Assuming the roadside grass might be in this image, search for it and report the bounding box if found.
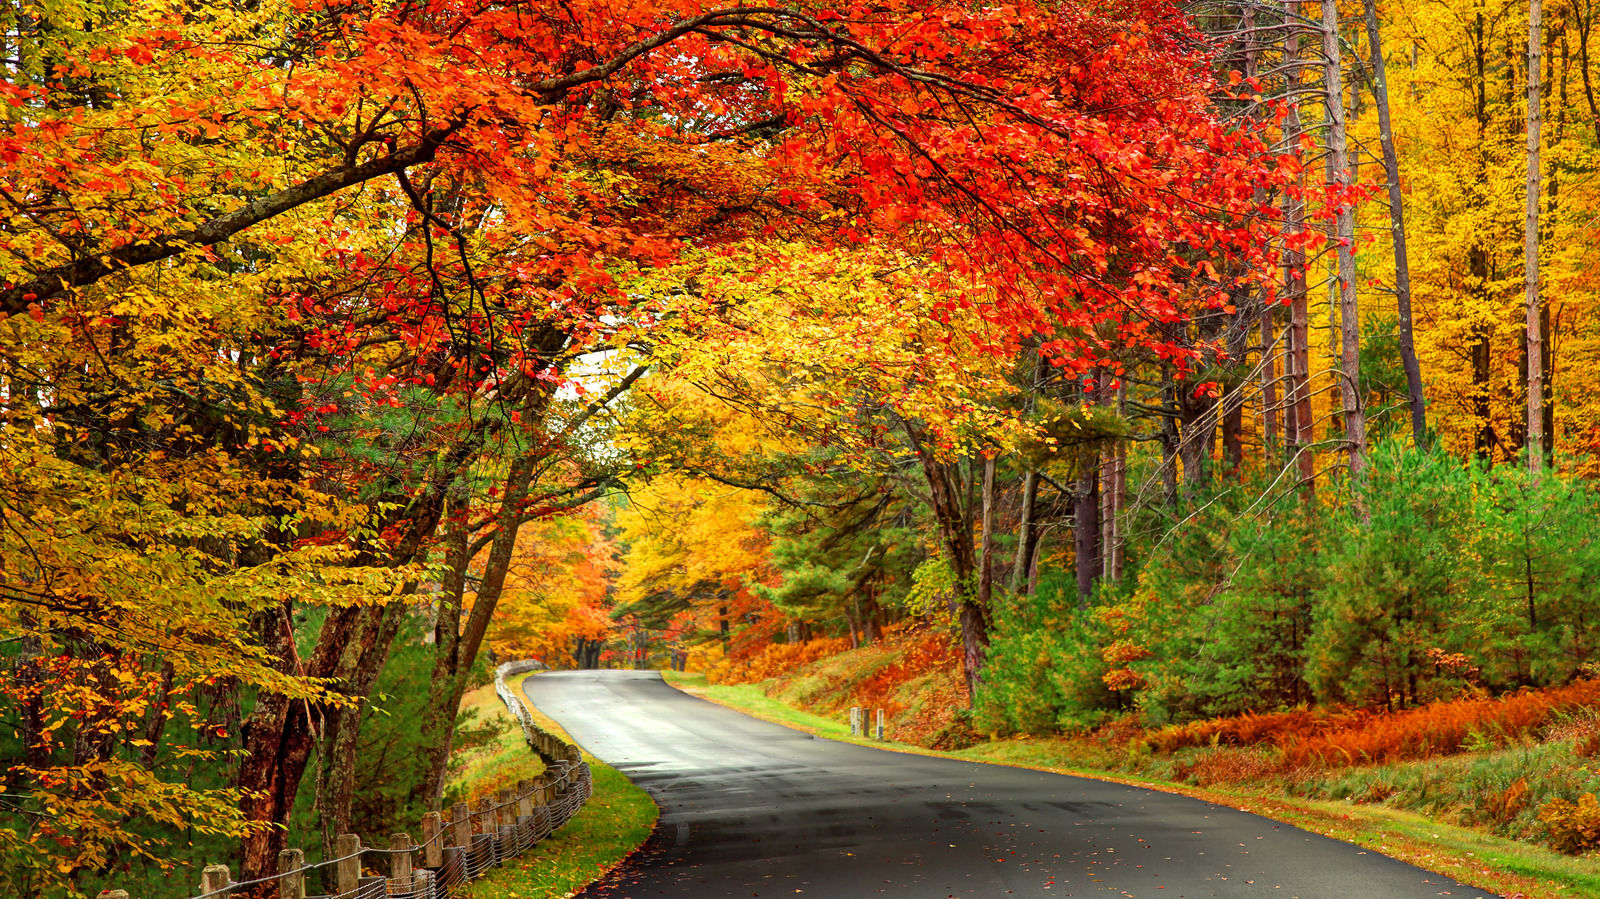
[451,677,546,802]
[663,670,1600,899]
[450,673,660,899]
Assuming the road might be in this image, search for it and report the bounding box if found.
[522,670,1494,898]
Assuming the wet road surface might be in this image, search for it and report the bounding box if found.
[522,670,1494,898]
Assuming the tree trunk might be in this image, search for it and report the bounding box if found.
[317,600,407,857]
[1363,0,1429,448]
[905,421,986,704]
[1074,466,1101,609]
[238,602,388,882]
[977,455,996,614]
[1286,0,1316,501]
[1008,470,1038,597]
[1526,0,1546,474]
[411,441,544,810]
[1323,0,1368,480]
[1261,307,1280,458]
[1159,379,1179,508]
[408,491,471,813]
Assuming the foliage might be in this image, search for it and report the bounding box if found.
[1475,462,1600,687]
[1142,679,1600,772]
[974,572,1118,735]
[1305,445,1490,708]
[1539,793,1600,854]
[713,638,852,685]
[490,511,619,669]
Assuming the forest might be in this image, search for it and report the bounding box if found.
[3,0,1600,894]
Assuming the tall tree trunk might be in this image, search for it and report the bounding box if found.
[317,599,407,858]
[1102,383,1127,582]
[906,422,986,704]
[1221,316,1249,475]
[1526,0,1546,474]
[977,455,996,614]
[1323,0,1368,479]
[1262,307,1280,458]
[1363,0,1429,448]
[1177,388,1216,495]
[1286,0,1316,499]
[238,602,390,882]
[410,430,549,808]
[1008,469,1038,597]
[407,490,472,812]
[1159,377,1179,508]
[1074,466,1101,609]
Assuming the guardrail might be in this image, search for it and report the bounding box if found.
[95,660,591,899]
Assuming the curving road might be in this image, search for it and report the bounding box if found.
[523,670,1494,898]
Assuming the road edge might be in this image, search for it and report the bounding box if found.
[661,672,1566,899]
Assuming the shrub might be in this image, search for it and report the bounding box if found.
[1287,680,1600,767]
[716,637,850,684]
[1540,793,1600,853]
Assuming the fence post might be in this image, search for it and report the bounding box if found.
[335,833,361,897]
[200,864,230,896]
[422,810,443,869]
[473,797,489,835]
[277,848,305,899]
[516,780,533,817]
[452,801,471,848]
[390,832,413,894]
[876,708,885,740]
[850,706,861,736]
[497,788,515,829]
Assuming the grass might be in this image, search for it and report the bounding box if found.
[451,673,660,899]
[451,677,546,803]
[664,669,1600,899]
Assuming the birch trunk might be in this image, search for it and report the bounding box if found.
[1323,0,1368,479]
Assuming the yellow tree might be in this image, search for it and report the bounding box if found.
[489,511,619,669]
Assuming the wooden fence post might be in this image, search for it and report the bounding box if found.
[335,834,361,897]
[497,788,514,829]
[277,848,305,899]
[422,810,443,868]
[390,833,413,894]
[453,801,471,847]
[516,780,533,817]
[200,864,230,895]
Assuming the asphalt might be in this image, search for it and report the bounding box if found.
[521,669,1496,898]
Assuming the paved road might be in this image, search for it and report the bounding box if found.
[523,670,1494,898]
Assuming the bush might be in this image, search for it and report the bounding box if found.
[1540,792,1600,853]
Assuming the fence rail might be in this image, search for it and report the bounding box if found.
[96,660,591,899]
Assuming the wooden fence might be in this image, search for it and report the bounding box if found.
[96,660,591,899]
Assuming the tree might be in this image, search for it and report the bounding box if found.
[3,0,1284,885]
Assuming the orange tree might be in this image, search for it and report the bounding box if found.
[0,0,1281,889]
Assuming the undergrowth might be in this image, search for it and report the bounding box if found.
[713,622,971,747]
